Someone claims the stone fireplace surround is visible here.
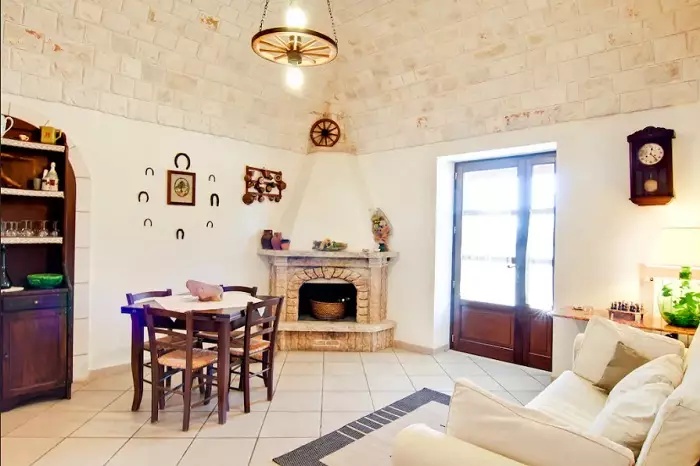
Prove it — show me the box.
[259,250,398,351]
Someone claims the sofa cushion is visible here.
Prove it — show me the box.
[594,341,650,392]
[573,316,685,385]
[527,370,608,431]
[636,336,700,466]
[588,382,674,457]
[608,354,684,402]
[447,378,635,466]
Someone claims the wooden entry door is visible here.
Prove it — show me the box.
[451,154,555,371]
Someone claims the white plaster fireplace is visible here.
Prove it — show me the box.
[259,250,397,351]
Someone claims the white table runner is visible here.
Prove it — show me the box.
[154,291,261,311]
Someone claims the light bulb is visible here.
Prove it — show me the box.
[286,4,307,27]
[286,66,304,89]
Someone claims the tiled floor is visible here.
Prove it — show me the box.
[1,349,551,466]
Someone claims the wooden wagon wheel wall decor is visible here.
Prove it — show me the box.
[310,118,341,147]
[242,166,287,205]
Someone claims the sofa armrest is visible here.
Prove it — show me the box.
[393,424,527,466]
[573,333,585,366]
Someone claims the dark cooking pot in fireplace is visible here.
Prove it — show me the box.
[310,298,347,320]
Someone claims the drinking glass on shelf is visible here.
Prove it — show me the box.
[38,220,49,238]
[1,221,6,237]
[50,221,60,238]
[20,220,33,237]
[5,221,17,237]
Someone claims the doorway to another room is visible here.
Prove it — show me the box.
[451,153,556,371]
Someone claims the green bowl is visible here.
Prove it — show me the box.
[27,274,64,289]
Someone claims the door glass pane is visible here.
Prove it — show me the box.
[526,163,555,311]
[460,167,518,306]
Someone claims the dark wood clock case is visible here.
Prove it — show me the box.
[627,126,675,206]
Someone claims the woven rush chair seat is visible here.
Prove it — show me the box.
[157,348,218,370]
[144,334,186,351]
[229,338,270,356]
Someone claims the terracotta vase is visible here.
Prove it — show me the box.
[261,230,273,249]
[281,239,291,250]
[271,232,283,250]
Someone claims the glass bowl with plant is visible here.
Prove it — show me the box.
[658,266,700,328]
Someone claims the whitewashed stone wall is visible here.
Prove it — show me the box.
[328,0,700,153]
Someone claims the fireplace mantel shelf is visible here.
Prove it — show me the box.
[258,249,398,260]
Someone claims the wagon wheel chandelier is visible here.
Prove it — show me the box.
[251,0,339,89]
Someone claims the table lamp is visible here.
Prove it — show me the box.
[653,227,700,328]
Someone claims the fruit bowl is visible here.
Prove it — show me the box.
[27,274,64,289]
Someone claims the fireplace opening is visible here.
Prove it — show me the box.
[298,282,357,322]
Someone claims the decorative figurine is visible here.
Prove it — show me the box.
[371,208,392,252]
[43,162,59,191]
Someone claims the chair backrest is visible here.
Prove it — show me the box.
[221,285,258,297]
[143,305,193,359]
[239,297,283,349]
[126,289,173,305]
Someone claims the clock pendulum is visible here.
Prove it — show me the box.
[643,173,658,193]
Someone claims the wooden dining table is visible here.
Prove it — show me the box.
[120,296,252,424]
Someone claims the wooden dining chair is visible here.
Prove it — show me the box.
[222,296,284,413]
[143,305,218,431]
[221,285,258,296]
[196,285,258,343]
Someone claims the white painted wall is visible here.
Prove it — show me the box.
[1,94,306,370]
[359,102,700,374]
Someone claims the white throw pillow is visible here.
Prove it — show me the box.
[609,354,684,402]
[447,378,635,466]
[588,382,674,457]
[573,316,685,385]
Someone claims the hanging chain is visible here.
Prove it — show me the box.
[326,0,338,46]
[259,0,271,32]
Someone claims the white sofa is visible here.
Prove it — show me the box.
[394,323,699,466]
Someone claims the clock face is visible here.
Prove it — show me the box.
[637,143,664,165]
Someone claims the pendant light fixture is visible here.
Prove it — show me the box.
[252,0,339,89]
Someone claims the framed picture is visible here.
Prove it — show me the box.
[167,170,196,206]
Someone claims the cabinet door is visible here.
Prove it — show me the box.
[2,309,67,398]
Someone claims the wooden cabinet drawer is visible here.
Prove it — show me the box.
[2,292,67,312]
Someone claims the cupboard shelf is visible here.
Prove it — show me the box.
[1,138,66,153]
[1,237,63,245]
[1,188,65,198]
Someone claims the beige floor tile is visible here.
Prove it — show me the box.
[259,412,321,438]
[34,438,127,466]
[523,366,552,377]
[178,438,256,466]
[269,391,322,412]
[324,362,364,375]
[439,362,488,378]
[489,390,522,404]
[490,374,544,391]
[394,352,436,364]
[0,437,62,466]
[360,352,399,364]
[134,411,209,438]
[6,398,58,415]
[509,390,543,405]
[323,375,369,391]
[433,350,474,363]
[401,362,448,376]
[249,438,316,466]
[225,387,271,413]
[409,375,454,391]
[1,410,41,436]
[103,391,152,412]
[323,352,362,362]
[322,391,373,412]
[80,372,134,391]
[276,375,323,391]
[281,362,324,375]
[321,411,371,435]
[106,438,192,466]
[533,375,552,386]
[476,360,529,377]
[285,351,324,362]
[163,391,217,413]
[7,410,96,438]
[366,374,414,391]
[50,390,124,412]
[370,391,415,410]
[362,363,407,375]
[197,412,266,438]
[70,412,151,438]
[454,374,503,390]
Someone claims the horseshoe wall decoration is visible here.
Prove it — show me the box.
[208,175,216,182]
[143,218,153,227]
[210,193,219,207]
[138,191,149,203]
[176,228,185,240]
[206,221,214,228]
[145,167,154,176]
[174,152,191,170]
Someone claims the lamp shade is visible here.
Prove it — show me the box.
[653,227,700,267]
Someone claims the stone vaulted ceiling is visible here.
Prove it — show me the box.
[1,0,699,154]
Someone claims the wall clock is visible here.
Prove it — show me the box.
[627,126,675,206]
